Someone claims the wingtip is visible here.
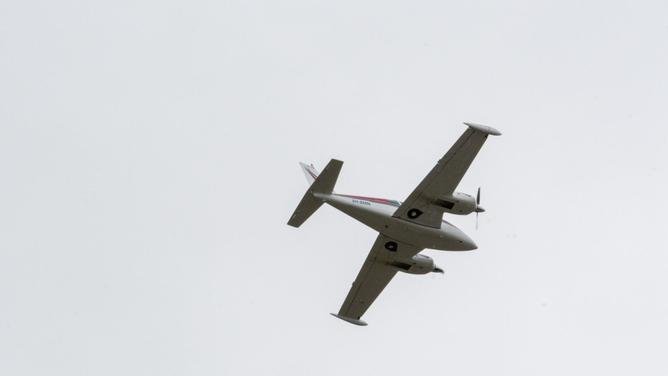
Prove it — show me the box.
[464,122,502,136]
[330,313,368,326]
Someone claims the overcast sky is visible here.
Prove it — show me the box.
[2,0,668,375]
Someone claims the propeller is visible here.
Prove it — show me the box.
[474,187,485,229]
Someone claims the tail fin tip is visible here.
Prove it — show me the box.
[299,162,319,185]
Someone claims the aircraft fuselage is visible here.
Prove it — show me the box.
[317,193,477,251]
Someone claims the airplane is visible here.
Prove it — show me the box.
[287,122,501,326]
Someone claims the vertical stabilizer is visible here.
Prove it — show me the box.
[299,162,320,185]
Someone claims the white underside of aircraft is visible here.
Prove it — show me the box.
[288,122,501,326]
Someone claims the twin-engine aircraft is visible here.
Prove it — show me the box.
[287,122,501,326]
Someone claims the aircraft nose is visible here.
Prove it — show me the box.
[454,229,477,250]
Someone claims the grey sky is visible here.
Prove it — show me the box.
[1,0,667,375]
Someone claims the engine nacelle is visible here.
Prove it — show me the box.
[390,254,443,275]
[435,192,477,215]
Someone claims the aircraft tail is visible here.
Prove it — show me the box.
[299,162,320,185]
[287,159,343,228]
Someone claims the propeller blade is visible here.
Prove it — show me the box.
[475,187,482,230]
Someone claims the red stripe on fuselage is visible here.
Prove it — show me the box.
[336,194,400,207]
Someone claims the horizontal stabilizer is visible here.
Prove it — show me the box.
[287,193,323,228]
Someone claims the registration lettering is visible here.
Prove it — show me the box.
[352,199,371,206]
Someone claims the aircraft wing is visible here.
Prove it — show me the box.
[332,234,422,326]
[393,122,501,228]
